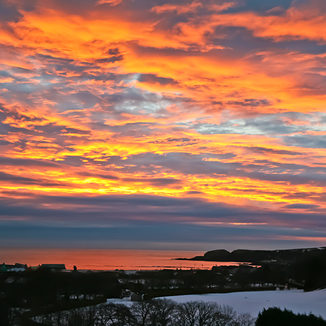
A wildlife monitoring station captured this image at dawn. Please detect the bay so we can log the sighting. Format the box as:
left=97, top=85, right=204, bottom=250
left=0, top=248, right=241, bottom=271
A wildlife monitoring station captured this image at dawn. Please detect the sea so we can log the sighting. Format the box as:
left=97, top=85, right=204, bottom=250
left=0, top=248, right=240, bottom=271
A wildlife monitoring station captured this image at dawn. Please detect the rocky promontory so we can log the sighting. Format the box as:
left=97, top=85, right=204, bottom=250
left=177, top=247, right=326, bottom=265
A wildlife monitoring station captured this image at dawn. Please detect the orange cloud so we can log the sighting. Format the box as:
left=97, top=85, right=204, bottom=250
left=0, top=0, right=326, bottom=234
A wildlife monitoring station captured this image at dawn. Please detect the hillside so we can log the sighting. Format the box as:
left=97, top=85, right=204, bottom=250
left=177, top=247, right=326, bottom=264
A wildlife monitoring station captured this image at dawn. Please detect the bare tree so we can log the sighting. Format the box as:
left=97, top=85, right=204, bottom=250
left=196, top=302, right=218, bottom=326
left=212, top=305, right=237, bottom=326
left=95, top=303, right=117, bottom=326
left=175, top=301, right=199, bottom=326
left=113, top=303, right=136, bottom=326
left=67, top=309, right=85, bottom=326
left=235, top=313, right=255, bottom=326
left=25, top=299, right=255, bottom=326
left=131, top=301, right=153, bottom=326
left=149, top=299, right=176, bottom=326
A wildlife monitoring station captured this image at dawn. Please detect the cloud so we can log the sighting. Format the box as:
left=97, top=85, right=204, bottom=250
left=0, top=171, right=39, bottom=184
left=0, top=0, right=326, bottom=249
left=97, top=0, right=122, bottom=6
left=284, top=203, right=321, bottom=210
left=0, top=156, right=58, bottom=167
left=1, top=192, right=326, bottom=250
left=138, top=74, right=177, bottom=86
left=0, top=193, right=324, bottom=229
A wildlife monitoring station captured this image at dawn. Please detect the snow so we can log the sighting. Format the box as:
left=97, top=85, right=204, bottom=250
left=104, top=289, right=326, bottom=319
left=161, top=289, right=326, bottom=318
left=106, top=298, right=134, bottom=307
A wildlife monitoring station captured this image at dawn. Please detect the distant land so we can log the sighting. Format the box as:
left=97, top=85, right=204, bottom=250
left=177, top=246, right=326, bottom=265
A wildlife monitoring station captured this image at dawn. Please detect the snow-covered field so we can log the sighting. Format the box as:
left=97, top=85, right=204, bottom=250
left=106, top=298, right=134, bottom=307
left=162, top=289, right=326, bottom=318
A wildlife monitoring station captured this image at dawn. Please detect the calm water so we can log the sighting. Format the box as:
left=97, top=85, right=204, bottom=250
left=0, top=249, right=240, bottom=270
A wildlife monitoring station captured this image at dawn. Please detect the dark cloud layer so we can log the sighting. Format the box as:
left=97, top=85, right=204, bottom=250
left=0, top=194, right=325, bottom=231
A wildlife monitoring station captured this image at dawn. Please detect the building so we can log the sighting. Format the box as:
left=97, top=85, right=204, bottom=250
left=41, top=264, right=66, bottom=271
left=0, top=263, right=27, bottom=272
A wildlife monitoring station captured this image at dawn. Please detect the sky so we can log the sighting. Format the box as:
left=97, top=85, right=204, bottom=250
left=0, top=0, right=326, bottom=251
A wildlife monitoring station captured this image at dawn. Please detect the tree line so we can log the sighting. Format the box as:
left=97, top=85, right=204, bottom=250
left=2, top=298, right=326, bottom=326
left=31, top=299, right=255, bottom=326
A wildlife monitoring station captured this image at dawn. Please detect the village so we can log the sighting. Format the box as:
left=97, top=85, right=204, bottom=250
left=1, top=246, right=326, bottom=325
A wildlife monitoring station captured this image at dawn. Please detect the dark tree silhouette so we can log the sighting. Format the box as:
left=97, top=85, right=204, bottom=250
left=256, top=307, right=326, bottom=326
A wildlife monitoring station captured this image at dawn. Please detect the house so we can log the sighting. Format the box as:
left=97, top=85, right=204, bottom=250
left=0, top=263, right=7, bottom=272
left=41, top=264, right=66, bottom=271
left=131, top=293, right=142, bottom=301
left=0, top=263, right=27, bottom=272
